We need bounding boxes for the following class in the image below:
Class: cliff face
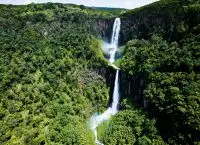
[95,67,146,109]
[92,65,116,106]
[95,19,114,41]
[119,71,146,108]
[119,0,200,44]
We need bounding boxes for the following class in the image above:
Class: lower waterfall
[91,70,120,145]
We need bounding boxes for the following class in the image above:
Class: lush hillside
[0,2,165,145]
[0,0,200,145]
[121,35,200,144]
[120,0,200,144]
[0,3,112,145]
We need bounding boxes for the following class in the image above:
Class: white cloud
[125,0,133,5]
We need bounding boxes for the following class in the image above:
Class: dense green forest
[119,0,200,144]
[0,3,113,144]
[0,0,199,145]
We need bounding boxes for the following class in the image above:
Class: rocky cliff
[119,0,200,44]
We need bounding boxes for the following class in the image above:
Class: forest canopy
[0,0,200,145]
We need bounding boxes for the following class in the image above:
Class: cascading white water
[91,70,119,145]
[90,18,121,145]
[110,70,120,114]
[109,18,121,63]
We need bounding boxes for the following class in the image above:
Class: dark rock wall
[119,1,200,44]
[92,65,116,107]
[119,71,147,108]
[96,18,114,42]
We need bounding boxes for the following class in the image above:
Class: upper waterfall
[109,18,121,63]
[111,18,121,47]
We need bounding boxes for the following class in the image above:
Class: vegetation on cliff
[0,3,112,144]
[98,108,166,145]
[120,0,200,44]
[0,0,200,144]
[119,0,200,144]
[121,34,200,144]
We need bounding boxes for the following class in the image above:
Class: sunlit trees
[0,3,113,145]
[121,34,200,144]
[101,110,166,145]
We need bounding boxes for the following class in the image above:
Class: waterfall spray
[90,18,121,145]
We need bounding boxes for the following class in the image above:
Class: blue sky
[0,0,158,9]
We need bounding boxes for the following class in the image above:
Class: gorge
[0,0,199,145]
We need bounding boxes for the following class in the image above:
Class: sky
[0,0,158,9]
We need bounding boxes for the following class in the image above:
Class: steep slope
[0,3,117,144]
[120,0,200,44]
[119,0,200,144]
[1,1,199,145]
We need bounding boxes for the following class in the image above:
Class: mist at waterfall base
[90,18,121,145]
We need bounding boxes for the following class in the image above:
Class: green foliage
[113,58,122,68]
[47,116,95,145]
[121,35,199,76]
[119,1,200,144]
[121,34,200,144]
[120,0,200,144]
[145,72,200,130]
[101,109,166,145]
[0,3,112,145]
[97,120,110,141]
[1,0,199,144]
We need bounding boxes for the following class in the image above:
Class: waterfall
[110,70,120,114]
[90,18,121,145]
[109,18,121,63]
